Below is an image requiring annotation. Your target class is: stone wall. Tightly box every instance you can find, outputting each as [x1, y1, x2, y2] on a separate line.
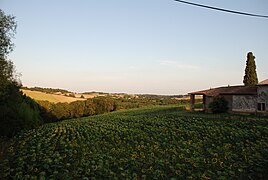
[204, 96, 213, 113]
[221, 95, 233, 112]
[257, 86, 268, 113]
[232, 95, 257, 113]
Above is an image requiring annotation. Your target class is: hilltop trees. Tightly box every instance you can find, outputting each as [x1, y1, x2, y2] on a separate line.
[243, 52, 258, 86]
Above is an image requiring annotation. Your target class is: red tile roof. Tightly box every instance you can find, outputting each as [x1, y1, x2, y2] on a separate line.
[258, 79, 268, 85]
[189, 85, 257, 96]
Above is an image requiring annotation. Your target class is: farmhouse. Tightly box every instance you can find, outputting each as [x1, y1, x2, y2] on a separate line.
[189, 79, 268, 115]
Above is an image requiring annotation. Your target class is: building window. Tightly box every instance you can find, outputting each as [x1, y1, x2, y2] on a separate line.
[257, 103, 266, 111]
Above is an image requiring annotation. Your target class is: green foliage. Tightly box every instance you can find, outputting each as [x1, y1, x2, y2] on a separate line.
[0, 9, 18, 96]
[36, 95, 183, 122]
[0, 10, 43, 137]
[243, 52, 258, 86]
[93, 97, 115, 114]
[209, 96, 228, 113]
[0, 87, 43, 137]
[69, 101, 86, 118]
[0, 59, 18, 96]
[50, 102, 70, 120]
[83, 99, 96, 116]
[36, 100, 58, 123]
[0, 9, 17, 58]
[1, 106, 267, 179]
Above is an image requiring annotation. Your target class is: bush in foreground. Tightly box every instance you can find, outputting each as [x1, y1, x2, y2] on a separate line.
[209, 96, 228, 113]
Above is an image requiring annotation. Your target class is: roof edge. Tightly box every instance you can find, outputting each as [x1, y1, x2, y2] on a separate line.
[189, 85, 257, 96]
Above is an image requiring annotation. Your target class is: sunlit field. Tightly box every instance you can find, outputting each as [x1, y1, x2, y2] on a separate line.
[21, 89, 86, 103]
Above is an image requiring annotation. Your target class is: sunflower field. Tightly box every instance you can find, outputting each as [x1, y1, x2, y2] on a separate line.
[1, 106, 268, 179]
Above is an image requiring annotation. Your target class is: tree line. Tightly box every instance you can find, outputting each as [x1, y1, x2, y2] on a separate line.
[22, 86, 71, 94]
[37, 96, 187, 122]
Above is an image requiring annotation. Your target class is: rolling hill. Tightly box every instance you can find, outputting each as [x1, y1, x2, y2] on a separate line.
[21, 89, 86, 103]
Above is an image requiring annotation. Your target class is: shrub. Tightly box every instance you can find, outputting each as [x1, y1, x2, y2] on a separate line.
[68, 93, 75, 97]
[209, 96, 228, 113]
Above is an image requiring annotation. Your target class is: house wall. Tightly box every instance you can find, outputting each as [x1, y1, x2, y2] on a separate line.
[204, 96, 213, 113]
[221, 95, 233, 112]
[257, 86, 268, 114]
[232, 95, 257, 113]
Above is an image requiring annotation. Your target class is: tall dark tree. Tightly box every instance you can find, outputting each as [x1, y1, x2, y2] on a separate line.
[243, 52, 258, 86]
[0, 9, 19, 99]
[0, 9, 42, 136]
[0, 9, 17, 57]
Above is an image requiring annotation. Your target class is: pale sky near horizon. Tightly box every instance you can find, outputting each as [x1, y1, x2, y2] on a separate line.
[1, 0, 268, 95]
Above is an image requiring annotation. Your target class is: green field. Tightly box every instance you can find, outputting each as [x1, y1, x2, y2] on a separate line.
[1, 106, 268, 179]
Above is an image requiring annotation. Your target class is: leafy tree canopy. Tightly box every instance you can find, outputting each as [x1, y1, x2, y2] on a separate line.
[0, 9, 43, 137]
[0, 9, 17, 58]
[0, 9, 19, 98]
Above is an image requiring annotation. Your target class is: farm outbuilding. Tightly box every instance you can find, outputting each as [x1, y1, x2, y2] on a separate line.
[189, 79, 268, 115]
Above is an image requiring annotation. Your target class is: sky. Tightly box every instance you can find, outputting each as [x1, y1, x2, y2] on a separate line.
[1, 0, 268, 95]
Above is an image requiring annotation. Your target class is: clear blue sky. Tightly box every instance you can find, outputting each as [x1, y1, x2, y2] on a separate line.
[1, 0, 268, 95]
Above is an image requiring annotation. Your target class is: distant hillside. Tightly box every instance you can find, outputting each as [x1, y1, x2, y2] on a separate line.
[21, 89, 86, 103]
[21, 86, 186, 104]
[21, 87, 113, 100]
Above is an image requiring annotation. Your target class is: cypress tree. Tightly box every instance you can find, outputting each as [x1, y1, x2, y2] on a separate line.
[243, 52, 258, 86]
